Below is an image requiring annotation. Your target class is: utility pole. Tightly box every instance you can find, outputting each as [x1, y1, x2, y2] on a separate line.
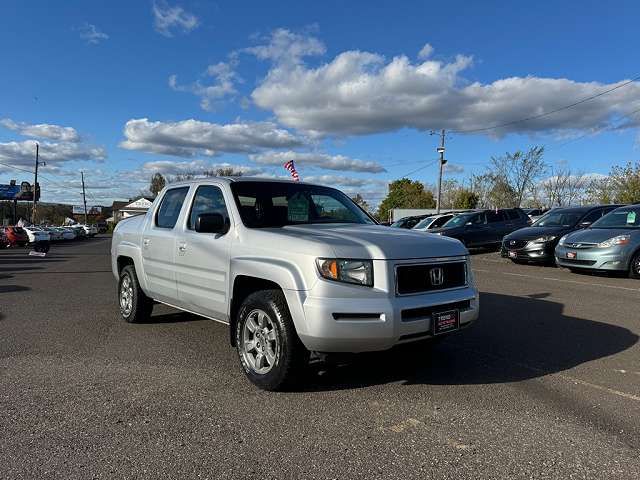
[32, 143, 41, 223]
[435, 129, 447, 214]
[81, 171, 88, 225]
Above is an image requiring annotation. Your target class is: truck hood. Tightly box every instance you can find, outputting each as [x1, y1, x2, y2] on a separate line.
[262, 224, 467, 260]
[564, 228, 639, 243]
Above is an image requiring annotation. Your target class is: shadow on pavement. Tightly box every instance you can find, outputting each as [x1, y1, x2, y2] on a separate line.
[0, 285, 30, 294]
[303, 291, 638, 391]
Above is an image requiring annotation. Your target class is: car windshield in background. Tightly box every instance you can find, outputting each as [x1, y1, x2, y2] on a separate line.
[591, 208, 640, 229]
[442, 213, 474, 228]
[230, 181, 376, 228]
[413, 216, 435, 229]
[532, 212, 582, 227]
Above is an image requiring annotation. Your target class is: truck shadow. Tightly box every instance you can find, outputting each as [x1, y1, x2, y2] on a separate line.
[303, 292, 638, 391]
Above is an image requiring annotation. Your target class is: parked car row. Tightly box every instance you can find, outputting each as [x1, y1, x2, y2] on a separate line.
[502, 204, 640, 277]
[0, 224, 99, 248]
[392, 203, 640, 278]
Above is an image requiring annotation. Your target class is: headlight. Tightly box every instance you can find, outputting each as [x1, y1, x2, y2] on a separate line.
[558, 234, 568, 246]
[316, 258, 373, 287]
[597, 235, 630, 248]
[530, 235, 557, 243]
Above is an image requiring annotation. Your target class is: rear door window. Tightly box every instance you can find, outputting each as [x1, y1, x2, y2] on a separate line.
[581, 209, 604, 224]
[155, 187, 189, 229]
[505, 209, 520, 220]
[486, 210, 503, 223]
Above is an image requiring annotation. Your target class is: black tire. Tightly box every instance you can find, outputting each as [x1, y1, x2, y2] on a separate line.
[629, 252, 640, 279]
[118, 265, 153, 323]
[235, 289, 309, 391]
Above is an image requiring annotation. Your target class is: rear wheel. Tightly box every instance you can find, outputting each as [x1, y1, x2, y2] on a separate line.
[118, 265, 153, 323]
[236, 289, 309, 391]
[629, 252, 640, 279]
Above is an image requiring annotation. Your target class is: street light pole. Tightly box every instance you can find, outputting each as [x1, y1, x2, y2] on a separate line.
[81, 171, 88, 225]
[435, 129, 447, 214]
[32, 143, 39, 223]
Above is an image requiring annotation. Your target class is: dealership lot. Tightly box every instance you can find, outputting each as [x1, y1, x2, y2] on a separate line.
[1, 237, 639, 479]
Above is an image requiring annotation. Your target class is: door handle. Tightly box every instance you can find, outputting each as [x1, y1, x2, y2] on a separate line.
[178, 242, 187, 253]
[143, 238, 150, 247]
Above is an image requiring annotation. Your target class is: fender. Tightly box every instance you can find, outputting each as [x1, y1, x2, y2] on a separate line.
[116, 241, 149, 294]
[229, 256, 314, 335]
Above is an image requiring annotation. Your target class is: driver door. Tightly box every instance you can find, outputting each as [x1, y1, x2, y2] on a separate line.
[174, 184, 233, 321]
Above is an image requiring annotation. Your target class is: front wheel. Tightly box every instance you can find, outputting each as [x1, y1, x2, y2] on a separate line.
[236, 289, 309, 391]
[118, 265, 153, 323]
[629, 252, 640, 279]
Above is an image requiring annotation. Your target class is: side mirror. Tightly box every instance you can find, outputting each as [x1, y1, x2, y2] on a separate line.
[465, 221, 473, 226]
[579, 221, 591, 228]
[195, 213, 228, 234]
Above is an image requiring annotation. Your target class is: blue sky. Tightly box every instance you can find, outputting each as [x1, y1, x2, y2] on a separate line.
[1, 0, 639, 206]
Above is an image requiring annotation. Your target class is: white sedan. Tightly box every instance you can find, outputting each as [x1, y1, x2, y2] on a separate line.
[23, 227, 50, 243]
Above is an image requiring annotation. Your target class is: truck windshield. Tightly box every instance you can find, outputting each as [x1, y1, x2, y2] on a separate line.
[230, 181, 376, 228]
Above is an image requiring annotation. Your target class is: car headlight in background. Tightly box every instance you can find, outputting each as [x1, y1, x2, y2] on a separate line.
[316, 258, 374, 287]
[558, 235, 568, 246]
[597, 235, 630, 248]
[529, 235, 557, 243]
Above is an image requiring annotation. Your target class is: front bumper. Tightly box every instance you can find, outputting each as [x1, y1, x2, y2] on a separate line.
[501, 241, 555, 262]
[554, 244, 630, 271]
[297, 285, 479, 353]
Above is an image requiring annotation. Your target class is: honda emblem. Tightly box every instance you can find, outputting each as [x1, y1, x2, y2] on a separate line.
[429, 267, 444, 286]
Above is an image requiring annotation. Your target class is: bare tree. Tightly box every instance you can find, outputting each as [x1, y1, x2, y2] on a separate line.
[489, 146, 547, 207]
[469, 173, 494, 208]
[542, 166, 588, 207]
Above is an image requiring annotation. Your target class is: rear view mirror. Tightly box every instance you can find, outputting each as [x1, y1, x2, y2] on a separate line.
[195, 213, 228, 234]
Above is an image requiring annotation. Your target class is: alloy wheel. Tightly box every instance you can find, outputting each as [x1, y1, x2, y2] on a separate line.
[241, 309, 279, 375]
[119, 274, 133, 317]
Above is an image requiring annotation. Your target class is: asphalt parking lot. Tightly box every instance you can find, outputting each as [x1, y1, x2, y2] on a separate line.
[1, 236, 639, 479]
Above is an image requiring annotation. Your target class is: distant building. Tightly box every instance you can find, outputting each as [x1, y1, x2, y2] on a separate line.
[108, 197, 154, 223]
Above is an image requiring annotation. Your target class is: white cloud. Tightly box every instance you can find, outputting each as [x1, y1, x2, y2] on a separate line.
[248, 151, 386, 173]
[251, 39, 640, 138]
[153, 1, 199, 37]
[169, 61, 239, 110]
[120, 118, 305, 157]
[444, 163, 464, 174]
[0, 140, 106, 167]
[78, 23, 108, 44]
[141, 159, 263, 176]
[1, 119, 80, 142]
[244, 28, 325, 66]
[417, 43, 433, 60]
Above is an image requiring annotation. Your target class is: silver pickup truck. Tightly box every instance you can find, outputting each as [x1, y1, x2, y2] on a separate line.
[111, 178, 479, 390]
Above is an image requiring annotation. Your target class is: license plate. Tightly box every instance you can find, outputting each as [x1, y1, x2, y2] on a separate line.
[508, 251, 517, 258]
[432, 310, 460, 335]
[566, 251, 576, 259]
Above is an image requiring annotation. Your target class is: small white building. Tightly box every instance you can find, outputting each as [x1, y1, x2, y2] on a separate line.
[110, 197, 154, 223]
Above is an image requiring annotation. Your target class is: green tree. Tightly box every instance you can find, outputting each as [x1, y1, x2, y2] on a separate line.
[452, 189, 479, 209]
[149, 173, 166, 197]
[377, 178, 435, 222]
[610, 162, 640, 203]
[488, 177, 518, 207]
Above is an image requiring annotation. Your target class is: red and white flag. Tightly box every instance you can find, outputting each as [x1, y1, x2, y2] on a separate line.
[283, 160, 300, 182]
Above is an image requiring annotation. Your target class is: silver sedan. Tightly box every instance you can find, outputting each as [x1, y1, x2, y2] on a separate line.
[555, 205, 640, 278]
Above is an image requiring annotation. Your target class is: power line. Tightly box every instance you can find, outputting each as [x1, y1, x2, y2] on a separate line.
[451, 74, 640, 134]
[398, 158, 439, 178]
[0, 161, 34, 175]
